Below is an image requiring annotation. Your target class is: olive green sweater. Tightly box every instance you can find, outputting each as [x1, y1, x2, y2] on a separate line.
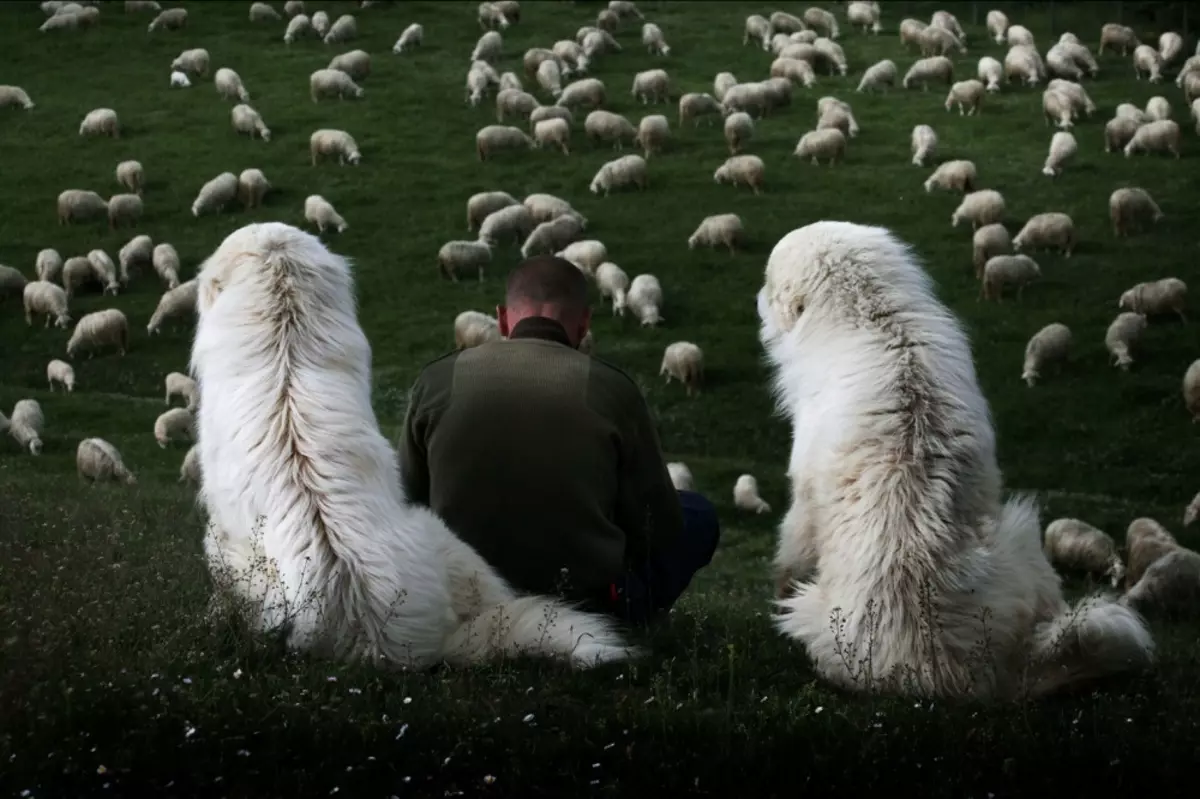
[398, 316, 684, 599]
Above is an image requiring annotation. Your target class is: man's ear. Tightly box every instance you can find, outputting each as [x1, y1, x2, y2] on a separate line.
[496, 305, 510, 337]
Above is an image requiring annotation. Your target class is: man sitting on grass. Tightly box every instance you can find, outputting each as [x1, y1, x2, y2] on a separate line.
[398, 255, 721, 625]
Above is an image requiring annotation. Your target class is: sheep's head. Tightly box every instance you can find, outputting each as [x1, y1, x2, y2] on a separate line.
[29, 438, 43, 456]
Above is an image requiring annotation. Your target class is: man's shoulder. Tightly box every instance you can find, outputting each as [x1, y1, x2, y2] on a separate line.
[585, 354, 647, 408]
[410, 349, 463, 396]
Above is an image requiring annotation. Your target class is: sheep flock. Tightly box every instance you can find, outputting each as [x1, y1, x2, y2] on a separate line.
[2, 0, 1199, 647]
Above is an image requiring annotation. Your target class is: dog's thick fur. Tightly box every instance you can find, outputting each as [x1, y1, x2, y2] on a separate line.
[190, 222, 635, 669]
[757, 221, 1154, 699]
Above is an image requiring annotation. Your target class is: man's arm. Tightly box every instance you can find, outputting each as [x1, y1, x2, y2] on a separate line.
[397, 379, 431, 506]
[617, 392, 685, 561]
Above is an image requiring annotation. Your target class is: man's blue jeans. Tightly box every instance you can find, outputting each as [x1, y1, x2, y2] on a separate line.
[608, 490, 721, 625]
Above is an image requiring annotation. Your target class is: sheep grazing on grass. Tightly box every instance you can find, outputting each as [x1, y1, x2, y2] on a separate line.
[147, 6, 186, 31]
[521, 213, 586, 258]
[154, 407, 194, 448]
[1123, 518, 1200, 617]
[0, 85, 35, 110]
[1013, 212, 1076, 258]
[108, 194, 143, 229]
[945, 79, 984, 115]
[642, 23, 669, 56]
[35, 249, 63, 283]
[323, 13, 356, 45]
[660, 341, 704, 396]
[589, 154, 647, 195]
[329, 52, 371, 82]
[310, 129, 361, 166]
[848, 2, 882, 35]
[80, 108, 119, 138]
[556, 240, 607, 275]
[857, 59, 896, 92]
[1119, 278, 1187, 323]
[438, 240, 492, 282]
[585, 110, 637, 150]
[47, 359, 75, 392]
[1105, 116, 1142, 152]
[284, 13, 312, 43]
[1043, 131, 1077, 177]
[152, 243, 181, 289]
[1105, 312, 1148, 370]
[67, 308, 128, 359]
[1133, 44, 1164, 83]
[393, 23, 422, 53]
[305, 195, 348, 234]
[595, 262, 629, 315]
[87, 249, 120, 295]
[1021, 323, 1072, 387]
[7, 399, 44, 455]
[115, 160, 144, 194]
[165, 372, 199, 410]
[57, 189, 108, 225]
[170, 71, 190, 88]
[180, 444, 201, 484]
[715, 154, 765, 192]
[734, 474, 771, 514]
[1124, 119, 1181, 158]
[147, 279, 198, 335]
[911, 124, 937, 166]
[634, 114, 669, 158]
[924, 159, 976, 194]
[214, 68, 251, 102]
[1, 265, 29, 300]
[25, 281, 71, 329]
[688, 213, 744, 255]
[476, 125, 534, 160]
[952, 189, 1005, 229]
[667, 462, 694, 491]
[231, 104, 271, 141]
[77, 438, 137, 485]
[972, 223, 1010, 279]
[903, 56, 953, 90]
[627, 273, 663, 326]
[986, 10, 1008, 44]
[1044, 518, 1126, 587]
[757, 219, 1154, 698]
[310, 68, 363, 102]
[171, 47, 209, 76]
[237, 169, 271, 209]
[1184, 360, 1200, 422]
[191, 172, 239, 217]
[454, 310, 501, 350]
[466, 191, 518, 232]
[979, 254, 1040, 302]
[678, 92, 722, 127]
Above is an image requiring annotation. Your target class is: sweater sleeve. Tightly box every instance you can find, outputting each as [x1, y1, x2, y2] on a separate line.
[617, 391, 684, 562]
[398, 378, 431, 507]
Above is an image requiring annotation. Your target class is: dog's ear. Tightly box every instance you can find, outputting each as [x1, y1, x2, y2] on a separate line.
[776, 292, 806, 332]
[198, 277, 222, 313]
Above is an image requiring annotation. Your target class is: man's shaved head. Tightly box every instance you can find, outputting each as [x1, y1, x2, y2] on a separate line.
[505, 255, 589, 314]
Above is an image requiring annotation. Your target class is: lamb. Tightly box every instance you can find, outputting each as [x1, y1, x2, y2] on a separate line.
[67, 308, 128, 358]
[310, 68, 363, 102]
[180, 444, 202, 484]
[642, 22, 669, 56]
[1105, 116, 1143, 152]
[667, 463, 694, 491]
[154, 407, 194, 448]
[304, 194, 349, 235]
[214, 68, 250, 103]
[147, 7, 186, 32]
[714, 154, 765, 192]
[678, 92, 722, 126]
[1005, 46, 1043, 86]
[191, 172, 239, 217]
[1184, 360, 1200, 421]
[437, 240, 492, 282]
[972, 223, 1011, 278]
[945, 79, 985, 115]
[467, 192, 518, 231]
[1043, 518, 1126, 587]
[36, 249, 63, 282]
[980, 255, 1041, 301]
[631, 69, 669, 105]
[660, 342, 704, 396]
[688, 213, 744, 255]
[115, 160, 144, 194]
[393, 23, 423, 53]
[757, 220, 1154, 698]
[920, 25, 966, 58]
[478, 2, 509, 30]
[153, 243, 181, 289]
[454, 310, 501, 350]
[556, 240, 607, 274]
[1119, 278, 1187, 322]
[1124, 119, 1181, 158]
[803, 7, 839, 39]
[6, 400, 44, 455]
[986, 10, 1008, 44]
[634, 114, 670, 158]
[589, 154, 647, 195]
[310, 129, 361, 165]
[1013, 212, 1076, 257]
[77, 438, 137, 485]
[1105, 312, 1148, 370]
[899, 18, 928, 50]
[847, 2, 882, 35]
[1021, 323, 1072, 387]
[476, 125, 534, 160]
[107, 193, 142, 229]
[24, 281, 71, 328]
[595, 262, 629, 315]
[911, 124, 938, 166]
[585, 110, 637, 149]
[56, 190, 108, 226]
[744, 14, 771, 49]
[249, 2, 280, 22]
[1042, 89, 1075, 129]
[951, 189, 1005, 228]
[171, 47, 209, 76]
[87, 249, 120, 294]
[771, 57, 817, 88]
[0, 85, 35, 110]
[1047, 79, 1096, 118]
[284, 13, 312, 43]
[147, 279, 198, 335]
[237, 169, 270, 210]
[857, 59, 897, 92]
[170, 70, 191, 88]
[1100, 23, 1140, 56]
[323, 13, 356, 45]
[903, 56, 954, 90]
[47, 359, 75, 392]
[733, 474, 771, 514]
[627, 273, 663, 326]
[79, 108, 119, 138]
[231, 104, 271, 141]
[523, 194, 582, 225]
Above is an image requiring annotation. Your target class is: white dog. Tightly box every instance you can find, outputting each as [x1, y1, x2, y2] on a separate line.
[757, 220, 1154, 699]
[190, 222, 635, 669]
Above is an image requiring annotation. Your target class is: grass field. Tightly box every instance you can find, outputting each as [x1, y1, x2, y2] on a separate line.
[2, 0, 1200, 795]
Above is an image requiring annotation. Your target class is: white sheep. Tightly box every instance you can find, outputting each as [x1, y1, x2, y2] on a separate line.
[529, 105, 573, 132]
[1047, 79, 1096, 118]
[329, 49, 370, 81]
[477, 204, 534, 247]
[951, 189, 1005, 228]
[771, 57, 817, 88]
[154, 407, 194, 448]
[688, 213, 744, 254]
[231, 104, 270, 141]
[911, 124, 938, 166]
[1004, 23, 1034, 48]
[536, 59, 563, 98]
[47, 359, 75, 392]
[721, 82, 769, 118]
[712, 153, 765, 192]
[523, 193, 582, 224]
[114, 235, 149, 285]
[713, 72, 739, 101]
[115, 160, 143, 194]
[6, 399, 44, 455]
[165, 371, 199, 409]
[1004, 46, 1042, 86]
[556, 240, 608, 275]
[793, 128, 845, 166]
[532, 118, 569, 159]
[634, 114, 670, 158]
[520, 214, 585, 258]
[214, 68, 250, 102]
[57, 189, 108, 224]
[87, 249, 120, 294]
[857, 59, 897, 92]
[1042, 89, 1075, 129]
[1099, 23, 1140, 55]
[899, 18, 928, 49]
[35, 249, 63, 282]
[903, 56, 953, 90]
[465, 67, 492, 107]
[595, 262, 629, 315]
[817, 106, 855, 137]
[642, 23, 669, 56]
[847, 2, 882, 35]
[472, 30, 503, 63]
[1013, 212, 1076, 257]
[667, 462, 694, 491]
[180, 444, 201, 484]
[945, 80, 984, 115]
[1124, 119, 1181, 158]
[920, 25, 966, 58]
[581, 29, 621, 61]
[191, 172, 239, 217]
[237, 169, 270, 210]
[678, 92, 722, 126]
[733, 474, 771, 514]
[986, 10, 1008, 44]
[1119, 278, 1187, 322]
[311, 9, 329, 37]
[721, 112, 754, 155]
[61, 256, 97, 298]
[438, 240, 492, 282]
[323, 13, 356, 45]
[1124, 518, 1179, 588]
[660, 342, 703, 396]
[1133, 44, 1163, 82]
[147, 279, 198, 335]
[0, 264, 27, 301]
[67, 308, 128, 359]
[744, 14, 771, 49]
[304, 194, 348, 235]
[972, 223, 1010, 278]
[812, 37, 847, 75]
[980, 254, 1040, 301]
[1116, 102, 1149, 123]
[1043, 518, 1125, 587]
[496, 88, 539, 122]
[310, 68, 363, 102]
[804, 7, 840, 39]
[393, 23, 423, 53]
[1105, 115, 1143, 152]
[1105, 312, 1147, 370]
[284, 13, 312, 44]
[79, 108, 119, 138]
[1046, 44, 1085, 80]
[454, 310, 501, 350]
[249, 2, 280, 22]
[1021, 323, 1072, 387]
[170, 70, 191, 88]
[1160, 31, 1184, 64]
[1184, 361, 1200, 422]
[0, 85, 35, 110]
[1040, 131, 1076, 178]
[24, 281, 71, 328]
[1178, 54, 1200, 87]
[631, 69, 669, 105]
[147, 7, 187, 32]
[310, 129, 361, 165]
[585, 110, 637, 150]
[77, 438, 137, 485]
[627, 273, 663, 326]
[152, 243, 180, 289]
[107, 194, 143, 230]
[589, 154, 647, 195]
[171, 47, 209, 76]
[467, 191, 518, 231]
[476, 125, 534, 160]
[478, 2, 509, 30]
[1109, 187, 1163, 236]
[1145, 96, 1171, 121]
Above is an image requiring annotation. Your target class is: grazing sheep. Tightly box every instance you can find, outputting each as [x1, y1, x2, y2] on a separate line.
[249, 2, 280, 22]
[556, 240, 607, 274]
[1133, 44, 1163, 82]
[952, 189, 1005, 229]
[1044, 518, 1125, 587]
[1105, 115, 1143, 152]
[284, 13, 312, 43]
[1124, 545, 1200, 618]
[627, 273, 663, 326]
[305, 194, 348, 234]
[595, 262, 629, 315]
[1124, 119, 1181, 158]
[115, 160, 144, 194]
[972, 223, 1011, 278]
[79, 108, 119, 138]
[980, 255, 1040, 301]
[328, 49, 370, 81]
[478, 2, 509, 30]
[772, 57, 817, 88]
[1159, 32, 1184, 65]
[191, 172, 239, 217]
[1116, 103, 1149, 123]
[1046, 44, 1085, 80]
[165, 371, 199, 409]
[214, 68, 250, 102]
[438, 240, 492, 282]
[180, 444, 201, 484]
[523, 193, 582, 225]
[496, 88, 539, 122]
[903, 56, 953, 90]
[719, 83, 769, 118]
[589, 154, 647, 195]
[47, 359, 75, 392]
[500, 70, 524, 92]
[1099, 23, 1139, 55]
[472, 30, 503, 64]
[1184, 360, 1200, 421]
[911, 124, 938, 166]
[847, 2, 882, 35]
[393, 23, 423, 53]
[36, 249, 63, 283]
[454, 310, 501, 350]
[812, 37, 848, 76]
[1119, 278, 1187, 322]
[0, 85, 35, 110]
[688, 213, 744, 255]
[744, 14, 771, 49]
[467, 191, 518, 231]
[62, 256, 97, 298]
[986, 10, 1009, 44]
[170, 70, 191, 88]
[237, 169, 270, 210]
[1125, 518, 1178, 587]
[1042, 89, 1075, 129]
[154, 407, 194, 448]
[631, 68, 669, 105]
[920, 25, 966, 58]
[493, 0, 521, 22]
[520, 213, 585, 259]
[107, 193, 142, 229]
[714, 154, 765, 191]
[734, 474, 771, 514]
[476, 125, 534, 160]
[924, 159, 977, 194]
[152, 243, 181, 289]
[0, 265, 28, 301]
[1005, 45, 1044, 86]
[678, 92, 722, 126]
[1022, 323, 1072, 386]
[6, 399, 44, 455]
[534, 59, 563, 98]
[944, 80, 985, 116]
[857, 59, 897, 92]
[231, 104, 271, 141]
[147, 279, 198, 334]
[899, 18, 929, 50]
[24, 281, 71, 328]
[1013, 212, 1076, 257]
[803, 7, 840, 39]
[77, 438, 137, 485]
[171, 47, 209, 76]
[323, 13, 356, 45]
[585, 110, 637, 149]
[87, 249, 120, 294]
[529, 105, 573, 134]
[634, 114, 670, 158]
[147, 7, 187, 32]
[660, 342, 704, 396]
[1145, 96, 1171, 122]
[67, 308, 128, 359]
[56, 189, 107, 225]
[816, 106, 855, 138]
[667, 462, 694, 491]
[310, 129, 361, 165]
[533, 118, 570, 154]
[311, 9, 329, 37]
[311, 68, 363, 102]
[713, 71, 739, 101]
[1105, 312, 1148, 370]
[1047, 79, 1096, 118]
[721, 112, 755, 155]
[642, 22, 669, 56]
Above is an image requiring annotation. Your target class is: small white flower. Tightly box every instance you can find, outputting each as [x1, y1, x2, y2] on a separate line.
[396, 724, 408, 740]
[815, 706, 824, 714]
[232, 669, 243, 679]
[483, 776, 496, 785]
[184, 726, 196, 739]
[403, 696, 412, 705]
[522, 713, 535, 723]
[182, 678, 192, 685]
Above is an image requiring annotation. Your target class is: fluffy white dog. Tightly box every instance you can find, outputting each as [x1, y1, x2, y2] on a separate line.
[757, 220, 1154, 699]
[190, 222, 635, 669]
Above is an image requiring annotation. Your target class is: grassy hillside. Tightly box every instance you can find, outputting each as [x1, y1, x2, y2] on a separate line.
[1, 1, 1198, 795]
